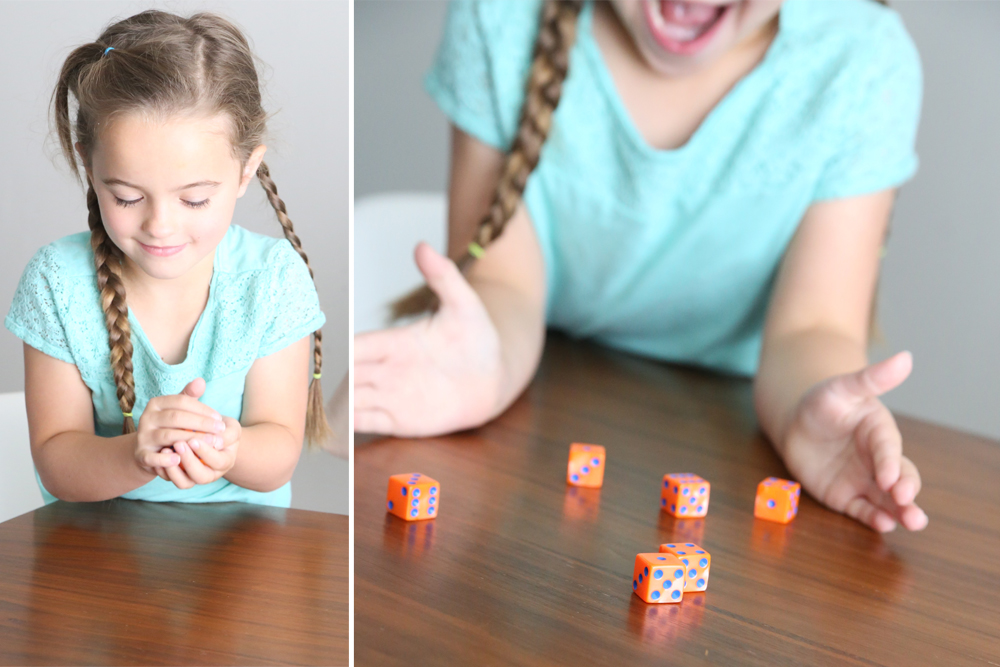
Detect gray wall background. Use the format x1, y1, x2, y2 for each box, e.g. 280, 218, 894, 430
356, 1, 1000, 441
0, 0, 349, 513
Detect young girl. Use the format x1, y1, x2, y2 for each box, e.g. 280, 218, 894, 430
5, 10, 330, 507
355, 0, 929, 533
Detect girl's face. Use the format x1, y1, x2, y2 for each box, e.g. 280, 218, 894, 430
611, 0, 784, 76
83, 113, 265, 283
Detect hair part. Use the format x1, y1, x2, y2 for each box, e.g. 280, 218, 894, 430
391, 0, 583, 319
53, 10, 330, 444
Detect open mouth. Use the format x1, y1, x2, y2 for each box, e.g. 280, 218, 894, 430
644, 1, 732, 56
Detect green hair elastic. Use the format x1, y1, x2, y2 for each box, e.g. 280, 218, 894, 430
468, 242, 485, 259
313, 372, 322, 379
122, 412, 133, 418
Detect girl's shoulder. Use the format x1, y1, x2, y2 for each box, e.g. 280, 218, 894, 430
214, 224, 301, 276
780, 0, 918, 66
24, 232, 97, 282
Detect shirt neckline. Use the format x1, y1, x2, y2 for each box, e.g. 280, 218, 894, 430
126, 226, 231, 373
576, 0, 790, 162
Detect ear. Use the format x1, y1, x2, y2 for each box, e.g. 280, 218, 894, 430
237, 144, 267, 198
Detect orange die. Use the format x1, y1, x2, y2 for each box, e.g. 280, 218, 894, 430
661, 473, 710, 518
754, 477, 801, 524
387, 473, 440, 521
632, 553, 685, 604
659, 542, 711, 592
567, 443, 605, 488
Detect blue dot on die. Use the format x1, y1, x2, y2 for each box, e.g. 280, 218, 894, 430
682, 558, 689, 565
582, 467, 590, 474
697, 506, 703, 512
671, 504, 676, 512
656, 557, 666, 561
411, 499, 419, 507
697, 578, 706, 587
430, 487, 438, 495
651, 590, 661, 600
663, 579, 671, 589
428, 507, 435, 515
388, 501, 394, 510
413, 488, 421, 498
633, 580, 637, 590
700, 558, 708, 567
767, 499, 776, 508
664, 480, 669, 488
689, 569, 697, 578
592, 458, 600, 466
672, 590, 681, 600
673, 486, 679, 493
639, 573, 643, 583
429, 497, 436, 505
644, 567, 649, 577
700, 487, 706, 494
674, 570, 683, 579
571, 474, 580, 482
680, 507, 687, 514
683, 488, 690, 496
401, 488, 407, 496
410, 509, 418, 517
667, 544, 676, 548
661, 499, 666, 507
654, 570, 663, 580
685, 544, 694, 547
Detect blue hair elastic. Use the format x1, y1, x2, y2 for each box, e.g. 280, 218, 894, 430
103, 47, 114, 56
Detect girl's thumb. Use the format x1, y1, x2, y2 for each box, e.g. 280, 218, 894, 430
835, 351, 913, 400
181, 377, 207, 398
413, 242, 480, 312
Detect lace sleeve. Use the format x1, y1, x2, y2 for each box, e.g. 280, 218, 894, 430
4, 245, 75, 364
257, 240, 326, 359
814, 12, 923, 201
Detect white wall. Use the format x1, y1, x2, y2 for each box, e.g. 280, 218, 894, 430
355, 0, 1000, 441
0, 0, 349, 514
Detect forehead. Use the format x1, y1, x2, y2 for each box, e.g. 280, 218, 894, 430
90, 112, 240, 182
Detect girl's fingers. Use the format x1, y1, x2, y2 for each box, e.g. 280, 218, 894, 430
174, 441, 216, 485
156, 409, 226, 436
891, 455, 923, 507
187, 438, 228, 470
414, 242, 481, 312
860, 412, 903, 492
895, 502, 929, 531
154, 428, 222, 448
354, 408, 395, 435
355, 328, 403, 365
844, 496, 898, 533
151, 394, 222, 421
139, 448, 181, 469
831, 351, 913, 402
164, 460, 196, 490
353, 361, 387, 390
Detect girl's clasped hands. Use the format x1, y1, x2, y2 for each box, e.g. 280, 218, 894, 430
135, 378, 241, 490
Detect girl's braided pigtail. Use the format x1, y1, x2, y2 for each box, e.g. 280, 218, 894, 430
391, 0, 583, 319
87, 185, 138, 434
257, 161, 332, 446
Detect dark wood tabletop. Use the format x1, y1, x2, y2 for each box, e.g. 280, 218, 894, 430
355, 334, 1000, 666
0, 500, 348, 666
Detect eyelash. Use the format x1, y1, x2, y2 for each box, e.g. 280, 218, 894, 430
113, 197, 210, 210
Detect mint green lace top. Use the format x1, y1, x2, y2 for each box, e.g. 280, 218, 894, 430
426, 0, 922, 375
5, 225, 325, 507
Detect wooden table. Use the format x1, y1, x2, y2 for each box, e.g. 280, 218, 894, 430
355, 335, 1000, 666
0, 501, 348, 666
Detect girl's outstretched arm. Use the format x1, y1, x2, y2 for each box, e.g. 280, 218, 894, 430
24, 343, 198, 501
754, 188, 928, 533
353, 126, 547, 437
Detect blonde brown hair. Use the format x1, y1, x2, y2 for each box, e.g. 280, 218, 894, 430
53, 10, 331, 444
393, 0, 583, 317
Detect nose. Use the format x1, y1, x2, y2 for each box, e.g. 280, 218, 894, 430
141, 199, 177, 240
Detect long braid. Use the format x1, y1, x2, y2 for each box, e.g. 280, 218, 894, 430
87, 185, 137, 434
392, 0, 583, 319
257, 161, 332, 445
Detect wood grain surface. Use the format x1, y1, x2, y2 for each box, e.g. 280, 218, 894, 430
355, 334, 1000, 666
0, 500, 348, 666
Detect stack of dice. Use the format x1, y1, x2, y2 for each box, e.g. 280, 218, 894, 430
632, 542, 712, 604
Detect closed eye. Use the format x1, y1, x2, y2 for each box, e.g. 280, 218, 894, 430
114, 196, 142, 208
184, 199, 210, 209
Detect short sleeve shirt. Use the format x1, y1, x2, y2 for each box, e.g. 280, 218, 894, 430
425, 0, 922, 375
5, 225, 325, 506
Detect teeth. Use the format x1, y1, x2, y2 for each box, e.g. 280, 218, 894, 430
649, 0, 719, 43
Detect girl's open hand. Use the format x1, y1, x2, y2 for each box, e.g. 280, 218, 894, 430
154, 416, 241, 489
354, 243, 504, 437
135, 378, 226, 473
781, 351, 928, 533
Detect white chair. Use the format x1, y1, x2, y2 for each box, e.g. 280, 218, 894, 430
0, 392, 44, 524
354, 192, 447, 334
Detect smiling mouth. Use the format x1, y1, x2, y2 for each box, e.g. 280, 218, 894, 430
645, 0, 732, 55
139, 241, 187, 257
